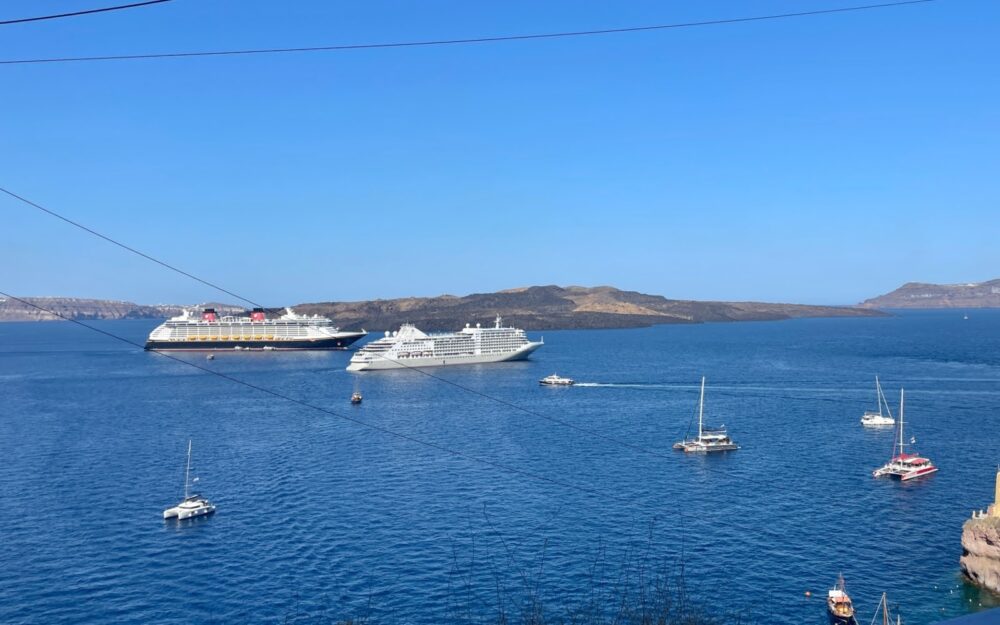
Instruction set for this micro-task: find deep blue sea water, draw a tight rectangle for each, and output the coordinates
[2,311,999,624]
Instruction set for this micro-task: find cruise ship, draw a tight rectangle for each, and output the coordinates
[145,307,366,351]
[347,315,542,371]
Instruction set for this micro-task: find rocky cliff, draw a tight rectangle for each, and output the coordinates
[861,279,1000,309]
[961,517,1000,594]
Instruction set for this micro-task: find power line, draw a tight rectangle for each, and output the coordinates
[0,290,673,515]
[0,0,172,26]
[0,186,261,308]
[0,0,939,65]
[1,183,778,491]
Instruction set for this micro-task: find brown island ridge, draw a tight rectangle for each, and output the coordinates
[1,286,882,330]
[292,285,883,331]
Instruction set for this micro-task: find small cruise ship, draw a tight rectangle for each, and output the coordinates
[347,315,542,371]
[673,377,739,453]
[872,389,938,481]
[145,307,366,351]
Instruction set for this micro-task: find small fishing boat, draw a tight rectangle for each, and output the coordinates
[826,574,859,625]
[861,376,895,427]
[539,374,575,386]
[351,391,363,404]
[163,440,216,520]
[872,389,937,481]
[673,377,739,453]
[206,354,215,361]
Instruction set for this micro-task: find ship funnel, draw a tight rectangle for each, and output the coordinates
[202,308,217,322]
[250,307,266,322]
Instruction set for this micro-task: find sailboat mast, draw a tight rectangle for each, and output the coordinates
[698,376,705,439]
[876,376,883,416]
[184,439,192,499]
[898,389,906,456]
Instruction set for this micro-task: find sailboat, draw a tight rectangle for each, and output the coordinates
[163,439,217,520]
[872,389,937,481]
[827,574,859,625]
[673,377,739,453]
[861,376,895,427]
[869,592,901,625]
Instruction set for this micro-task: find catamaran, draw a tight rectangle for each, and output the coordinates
[861,376,895,427]
[872,389,937,481]
[673,377,739,453]
[163,440,216,520]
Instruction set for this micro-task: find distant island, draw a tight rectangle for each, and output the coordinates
[294,285,883,330]
[0,286,881,329]
[860,279,1000,309]
[0,297,243,323]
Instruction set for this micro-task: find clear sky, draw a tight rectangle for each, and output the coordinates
[1,0,997,306]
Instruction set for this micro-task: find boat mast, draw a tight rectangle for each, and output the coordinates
[898,389,906,457]
[698,376,705,439]
[184,439,192,499]
[876,376,883,416]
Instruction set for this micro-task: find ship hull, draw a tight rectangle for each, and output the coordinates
[145,333,366,351]
[347,342,542,371]
[827,611,858,625]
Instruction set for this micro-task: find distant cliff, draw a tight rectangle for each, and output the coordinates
[861,280,1000,309]
[961,517,1000,594]
[0,297,241,322]
[293,285,882,331]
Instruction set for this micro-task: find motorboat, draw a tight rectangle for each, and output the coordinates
[539,374,575,386]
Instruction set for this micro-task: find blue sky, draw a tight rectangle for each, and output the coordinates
[1,0,997,306]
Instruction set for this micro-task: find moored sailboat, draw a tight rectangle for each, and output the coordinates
[861,376,895,427]
[163,439,216,520]
[673,377,739,453]
[872,389,937,481]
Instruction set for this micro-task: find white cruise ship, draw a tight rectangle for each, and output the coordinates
[347,315,542,371]
[145,307,366,351]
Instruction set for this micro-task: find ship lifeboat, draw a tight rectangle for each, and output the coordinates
[266,335,274,340]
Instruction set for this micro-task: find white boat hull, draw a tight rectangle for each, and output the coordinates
[347,341,542,371]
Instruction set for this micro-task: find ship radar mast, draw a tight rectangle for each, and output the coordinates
[495,314,502,328]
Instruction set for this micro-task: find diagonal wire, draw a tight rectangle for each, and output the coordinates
[0,0,939,65]
[0,0,171,26]
[0,289,674,514]
[0,186,261,308]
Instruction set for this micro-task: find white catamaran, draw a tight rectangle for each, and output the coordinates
[673,377,739,453]
[163,440,216,520]
[861,376,896,427]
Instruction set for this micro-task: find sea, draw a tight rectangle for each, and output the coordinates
[1,310,998,625]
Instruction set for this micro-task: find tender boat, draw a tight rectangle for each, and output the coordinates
[827,574,859,625]
[351,391,363,404]
[872,389,937,481]
[673,377,739,453]
[163,440,216,520]
[861,376,895,427]
[539,374,575,386]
